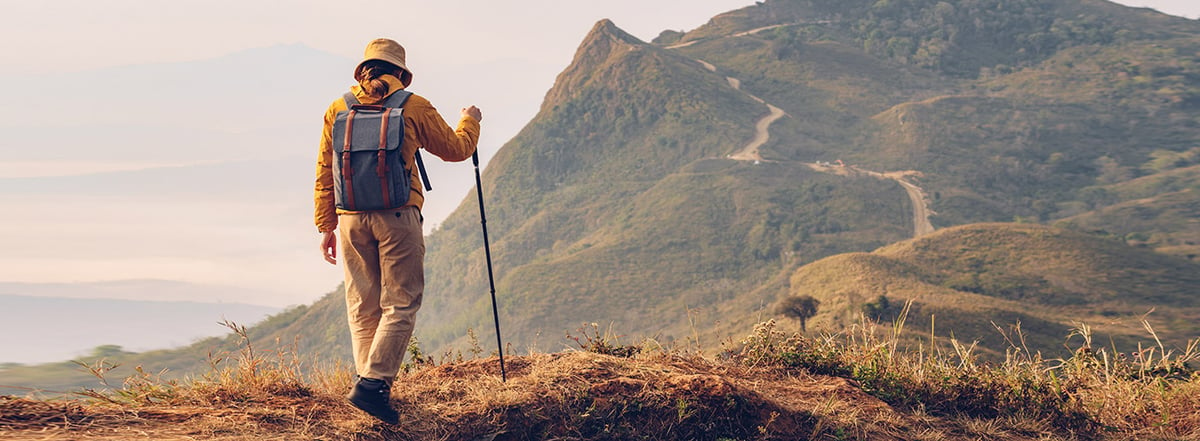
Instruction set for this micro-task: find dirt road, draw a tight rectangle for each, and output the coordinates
[730,104,785,162]
[889,174,936,236]
[806,163,936,237]
[695,59,785,162]
[687,44,935,238]
[665,22,832,49]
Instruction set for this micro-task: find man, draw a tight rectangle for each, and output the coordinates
[314,38,481,424]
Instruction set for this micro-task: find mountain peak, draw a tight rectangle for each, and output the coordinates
[540,19,647,111]
[585,19,643,46]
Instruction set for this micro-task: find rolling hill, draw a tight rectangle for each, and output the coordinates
[786,223,1200,357]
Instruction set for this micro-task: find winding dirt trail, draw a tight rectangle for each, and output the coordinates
[889,173,936,236]
[695,59,785,162]
[808,164,936,237]
[684,51,935,238]
[665,22,832,49]
[731,104,785,162]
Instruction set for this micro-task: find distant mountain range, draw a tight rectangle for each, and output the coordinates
[0,280,292,304]
[0,293,278,365]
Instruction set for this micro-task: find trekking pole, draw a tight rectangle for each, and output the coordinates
[472,151,507,382]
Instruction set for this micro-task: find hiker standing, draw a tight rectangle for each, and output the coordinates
[314,38,481,424]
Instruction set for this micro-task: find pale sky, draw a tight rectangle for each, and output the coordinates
[0,1,762,75]
[1117,0,1200,19]
[3,1,1194,75]
[0,0,1196,307]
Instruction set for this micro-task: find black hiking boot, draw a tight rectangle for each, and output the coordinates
[348,377,399,424]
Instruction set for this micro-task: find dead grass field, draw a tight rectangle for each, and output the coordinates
[2,320,1197,440]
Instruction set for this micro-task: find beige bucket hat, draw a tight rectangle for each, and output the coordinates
[354,38,414,87]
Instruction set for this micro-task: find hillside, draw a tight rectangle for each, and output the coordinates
[418,18,914,352]
[671,0,1200,226]
[787,223,1200,356]
[417,0,1200,355]
[1059,163,1200,260]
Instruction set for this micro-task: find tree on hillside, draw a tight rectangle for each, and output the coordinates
[776,295,820,332]
[862,294,894,321]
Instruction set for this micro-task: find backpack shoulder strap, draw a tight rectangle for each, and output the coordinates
[415,150,432,192]
[382,90,412,109]
[384,90,430,191]
[342,92,360,108]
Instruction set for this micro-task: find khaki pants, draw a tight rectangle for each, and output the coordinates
[338,206,423,383]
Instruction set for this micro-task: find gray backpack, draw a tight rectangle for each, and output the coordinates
[331,91,431,211]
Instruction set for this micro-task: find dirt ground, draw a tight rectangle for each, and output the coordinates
[0,352,1086,441]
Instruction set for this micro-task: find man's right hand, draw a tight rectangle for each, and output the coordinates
[321,231,337,265]
[462,105,482,122]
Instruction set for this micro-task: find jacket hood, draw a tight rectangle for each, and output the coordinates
[349,74,407,105]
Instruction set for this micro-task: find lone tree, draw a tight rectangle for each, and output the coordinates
[776,295,820,332]
[862,294,893,321]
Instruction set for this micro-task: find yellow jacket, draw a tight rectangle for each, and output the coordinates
[314,74,479,232]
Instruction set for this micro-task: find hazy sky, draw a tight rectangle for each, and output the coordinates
[0,1,762,75]
[3,0,1194,76]
[0,0,1196,307]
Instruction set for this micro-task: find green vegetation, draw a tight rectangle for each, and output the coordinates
[676,0,1197,77]
[1059,164,1200,261]
[668,0,1199,229]
[860,294,899,322]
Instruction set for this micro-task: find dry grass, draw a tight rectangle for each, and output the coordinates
[1,318,1197,440]
[729,314,1200,441]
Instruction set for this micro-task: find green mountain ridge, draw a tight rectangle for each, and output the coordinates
[417,0,1200,354]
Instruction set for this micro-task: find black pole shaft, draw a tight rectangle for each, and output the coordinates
[473,152,506,382]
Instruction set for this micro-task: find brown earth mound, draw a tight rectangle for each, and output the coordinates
[0,352,1077,440]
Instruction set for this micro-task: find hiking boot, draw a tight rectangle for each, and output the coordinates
[347,377,399,424]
